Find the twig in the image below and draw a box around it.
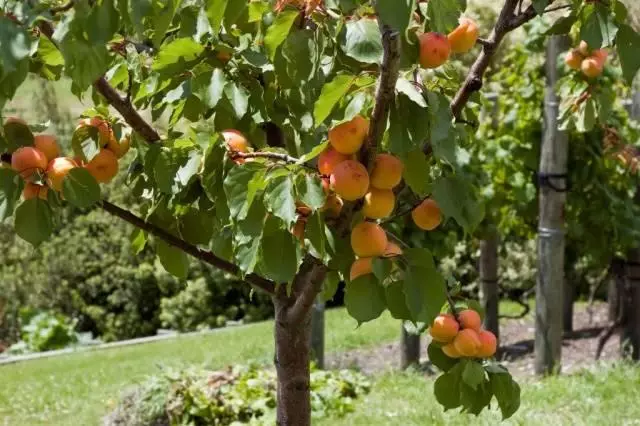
[231,151,301,164]
[125,69,134,104]
[100,200,277,295]
[543,4,572,14]
[50,0,74,14]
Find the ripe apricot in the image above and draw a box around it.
[442,343,461,358]
[581,57,603,78]
[321,193,343,217]
[429,313,460,343]
[34,135,61,162]
[77,117,112,145]
[350,221,388,257]
[411,199,442,231]
[382,241,403,258]
[592,48,608,66]
[292,218,306,241]
[448,17,479,54]
[419,32,451,69]
[46,157,78,191]
[477,329,497,358]
[458,309,482,331]
[370,154,403,190]
[23,183,48,200]
[4,116,26,126]
[318,147,350,175]
[85,149,119,183]
[350,257,373,281]
[321,177,331,193]
[328,115,369,155]
[222,129,250,164]
[565,49,583,70]
[330,160,369,201]
[453,328,481,357]
[106,135,131,159]
[11,147,48,179]
[362,188,395,219]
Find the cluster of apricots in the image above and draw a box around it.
[565,41,608,78]
[418,17,479,69]
[429,309,497,359]
[5,116,130,201]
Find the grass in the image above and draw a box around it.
[318,363,640,426]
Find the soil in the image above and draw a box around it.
[326,302,621,377]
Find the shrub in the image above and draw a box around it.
[8,310,77,354]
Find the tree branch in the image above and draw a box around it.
[231,151,301,165]
[286,256,327,325]
[100,200,277,295]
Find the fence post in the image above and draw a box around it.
[401,323,421,369]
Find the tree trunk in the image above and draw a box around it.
[310,296,325,369]
[401,324,420,369]
[479,230,499,339]
[562,277,574,333]
[609,257,624,322]
[535,35,570,376]
[623,250,640,360]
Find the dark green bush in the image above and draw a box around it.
[8,310,78,354]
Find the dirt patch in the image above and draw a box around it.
[327,302,620,377]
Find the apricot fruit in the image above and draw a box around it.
[34,135,61,162]
[477,329,497,358]
[419,32,451,69]
[4,116,26,126]
[448,17,479,54]
[350,221,388,258]
[321,193,344,217]
[382,241,403,258]
[11,147,48,179]
[411,199,442,231]
[362,188,395,219]
[458,309,482,331]
[453,328,481,357]
[328,115,369,155]
[318,147,350,176]
[350,257,373,281]
[578,40,590,56]
[23,183,48,200]
[592,48,608,66]
[77,117,112,145]
[106,135,131,159]
[370,154,403,190]
[330,160,369,201]
[85,149,119,183]
[222,129,249,153]
[581,57,603,78]
[46,157,78,191]
[442,343,461,358]
[292,218,306,241]
[429,313,459,343]
[565,49,583,70]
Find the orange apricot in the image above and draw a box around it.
[458,309,482,331]
[34,135,61,162]
[578,40,590,56]
[350,221,388,257]
[448,17,479,54]
[222,130,250,164]
[565,49,583,70]
[581,57,603,78]
[106,135,131,159]
[453,328,481,357]
[429,313,460,343]
[23,183,48,200]
[292,218,306,241]
[330,160,369,201]
[85,149,119,183]
[350,257,373,281]
[442,343,461,358]
[592,48,608,66]
[370,153,403,190]
[11,147,48,179]
[4,116,26,126]
[362,188,395,219]
[328,115,369,155]
[318,147,350,175]
[477,329,497,358]
[46,157,78,191]
[321,193,344,217]
[382,241,403,258]
[411,199,442,231]
[419,32,451,69]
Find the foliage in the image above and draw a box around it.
[104,364,371,426]
[7,309,78,354]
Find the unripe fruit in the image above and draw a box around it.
[321,193,344,217]
[429,313,460,343]
[11,147,48,179]
[411,199,442,231]
[318,148,350,175]
[23,183,48,200]
[351,221,388,258]
[448,17,479,54]
[350,257,373,281]
[46,157,78,191]
[442,343,461,358]
[362,188,395,219]
[453,328,481,357]
[330,160,369,201]
[34,135,61,162]
[85,149,119,183]
[328,115,369,155]
[565,49,583,70]
[419,32,451,69]
[477,329,497,358]
[383,241,403,258]
[458,309,482,331]
[370,154,403,190]
[581,57,603,78]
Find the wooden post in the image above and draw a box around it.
[310,296,325,369]
[479,230,500,339]
[623,249,640,360]
[401,323,421,369]
[535,35,570,375]
[563,247,576,332]
[609,258,624,321]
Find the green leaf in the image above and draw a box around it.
[403,248,447,323]
[130,228,147,255]
[296,174,326,211]
[265,10,299,60]
[396,78,427,107]
[201,139,226,203]
[432,175,485,234]
[490,372,521,420]
[576,98,596,133]
[460,380,493,415]
[156,240,190,279]
[180,208,214,246]
[313,74,355,125]
[376,0,414,34]
[372,257,393,282]
[223,164,262,220]
[546,13,577,35]
[0,168,23,220]
[87,0,120,45]
[37,36,64,67]
[0,17,32,72]
[427,91,455,163]
[152,38,204,73]
[154,150,178,194]
[62,168,101,208]
[236,238,261,275]
[580,4,618,49]
[3,120,34,150]
[389,94,429,154]
[224,82,250,119]
[14,199,54,247]
[340,19,384,64]
[616,24,640,85]
[261,230,299,283]
[385,282,413,320]
[427,342,459,372]
[323,270,341,302]
[402,150,431,196]
[59,38,109,91]
[532,0,548,14]
[207,0,228,34]
[193,69,227,109]
[462,360,486,390]
[345,274,386,324]
[434,361,464,410]
[264,175,297,227]
[425,0,464,33]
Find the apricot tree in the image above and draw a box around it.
[0,0,639,424]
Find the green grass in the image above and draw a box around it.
[318,363,640,426]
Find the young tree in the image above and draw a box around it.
[1,0,639,424]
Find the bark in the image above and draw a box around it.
[479,231,499,339]
[401,325,420,369]
[623,251,640,360]
[535,35,570,376]
[608,258,624,322]
[310,296,325,369]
